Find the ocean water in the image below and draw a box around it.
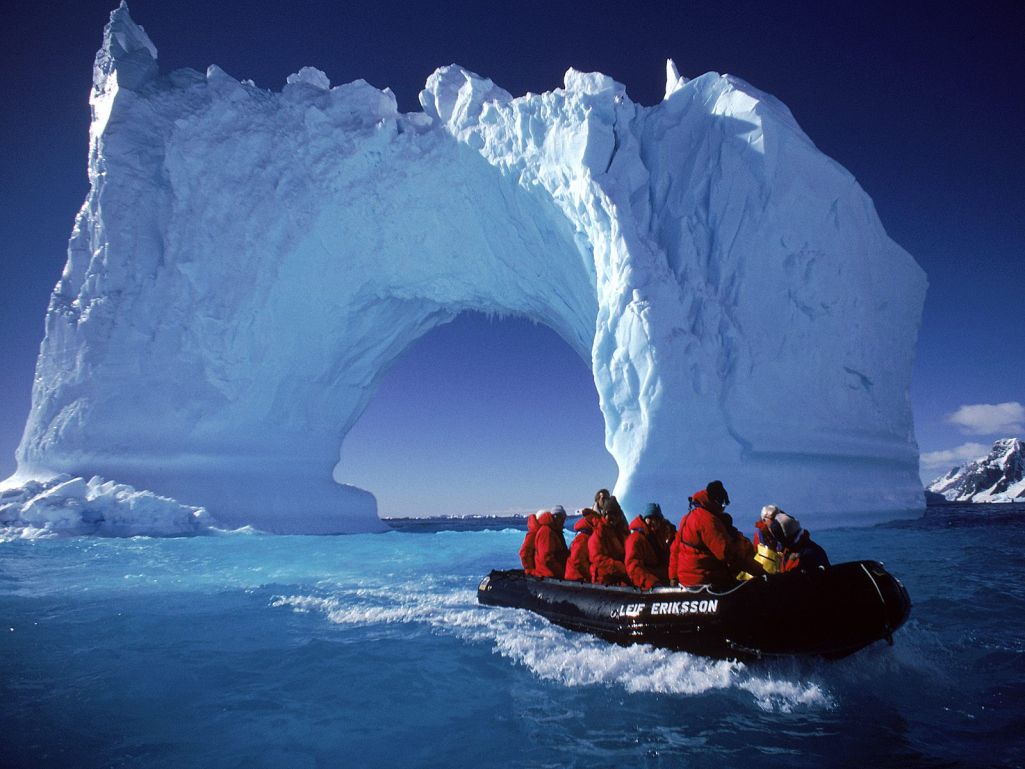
[2,504,1024,769]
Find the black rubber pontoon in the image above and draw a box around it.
[478,560,910,660]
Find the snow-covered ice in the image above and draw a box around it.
[0,474,213,538]
[9,4,927,533]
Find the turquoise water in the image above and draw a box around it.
[2,505,1024,769]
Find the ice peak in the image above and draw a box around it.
[94,2,158,93]
[563,68,625,98]
[420,65,512,127]
[993,437,1023,454]
[664,58,687,100]
[286,66,331,90]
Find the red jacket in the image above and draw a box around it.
[565,514,597,581]
[533,512,568,578]
[752,519,770,548]
[669,523,681,584]
[519,514,539,574]
[588,516,629,585]
[672,490,759,586]
[625,516,665,589]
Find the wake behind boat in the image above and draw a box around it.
[477,560,911,660]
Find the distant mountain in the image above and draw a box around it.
[926,438,1025,503]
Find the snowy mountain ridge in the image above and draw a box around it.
[7,5,927,533]
[926,438,1025,503]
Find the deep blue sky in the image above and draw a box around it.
[1,1,1022,515]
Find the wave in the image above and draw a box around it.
[270,580,835,713]
[0,524,60,542]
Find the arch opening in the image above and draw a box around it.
[336,311,618,518]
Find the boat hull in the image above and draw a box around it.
[477,560,911,660]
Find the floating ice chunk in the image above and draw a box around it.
[0,476,215,537]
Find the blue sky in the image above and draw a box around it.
[1,0,1022,515]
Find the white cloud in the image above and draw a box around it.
[920,442,989,473]
[946,401,1025,436]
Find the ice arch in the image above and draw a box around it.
[14,7,927,532]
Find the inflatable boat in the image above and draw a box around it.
[477,560,911,660]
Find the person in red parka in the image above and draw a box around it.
[672,481,766,587]
[533,506,569,578]
[657,517,676,582]
[519,511,541,575]
[772,512,830,574]
[589,496,630,585]
[565,508,599,581]
[625,503,668,590]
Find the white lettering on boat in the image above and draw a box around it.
[610,603,645,619]
[650,600,719,616]
[611,599,719,619]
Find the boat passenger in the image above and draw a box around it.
[658,517,677,580]
[672,481,766,587]
[534,506,569,578]
[668,518,681,586]
[772,512,830,574]
[565,508,599,581]
[589,496,630,585]
[646,511,675,582]
[625,503,668,590]
[738,504,784,579]
[519,511,542,575]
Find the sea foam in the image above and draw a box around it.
[271,581,835,712]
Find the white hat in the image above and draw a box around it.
[774,512,803,546]
[760,504,782,521]
[551,505,566,517]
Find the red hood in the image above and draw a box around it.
[526,514,538,532]
[537,511,563,529]
[574,514,596,533]
[628,515,651,535]
[690,489,723,515]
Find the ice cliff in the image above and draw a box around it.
[10,5,927,533]
[926,439,1025,503]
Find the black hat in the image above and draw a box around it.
[706,480,730,507]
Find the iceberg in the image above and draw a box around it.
[9,4,927,533]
